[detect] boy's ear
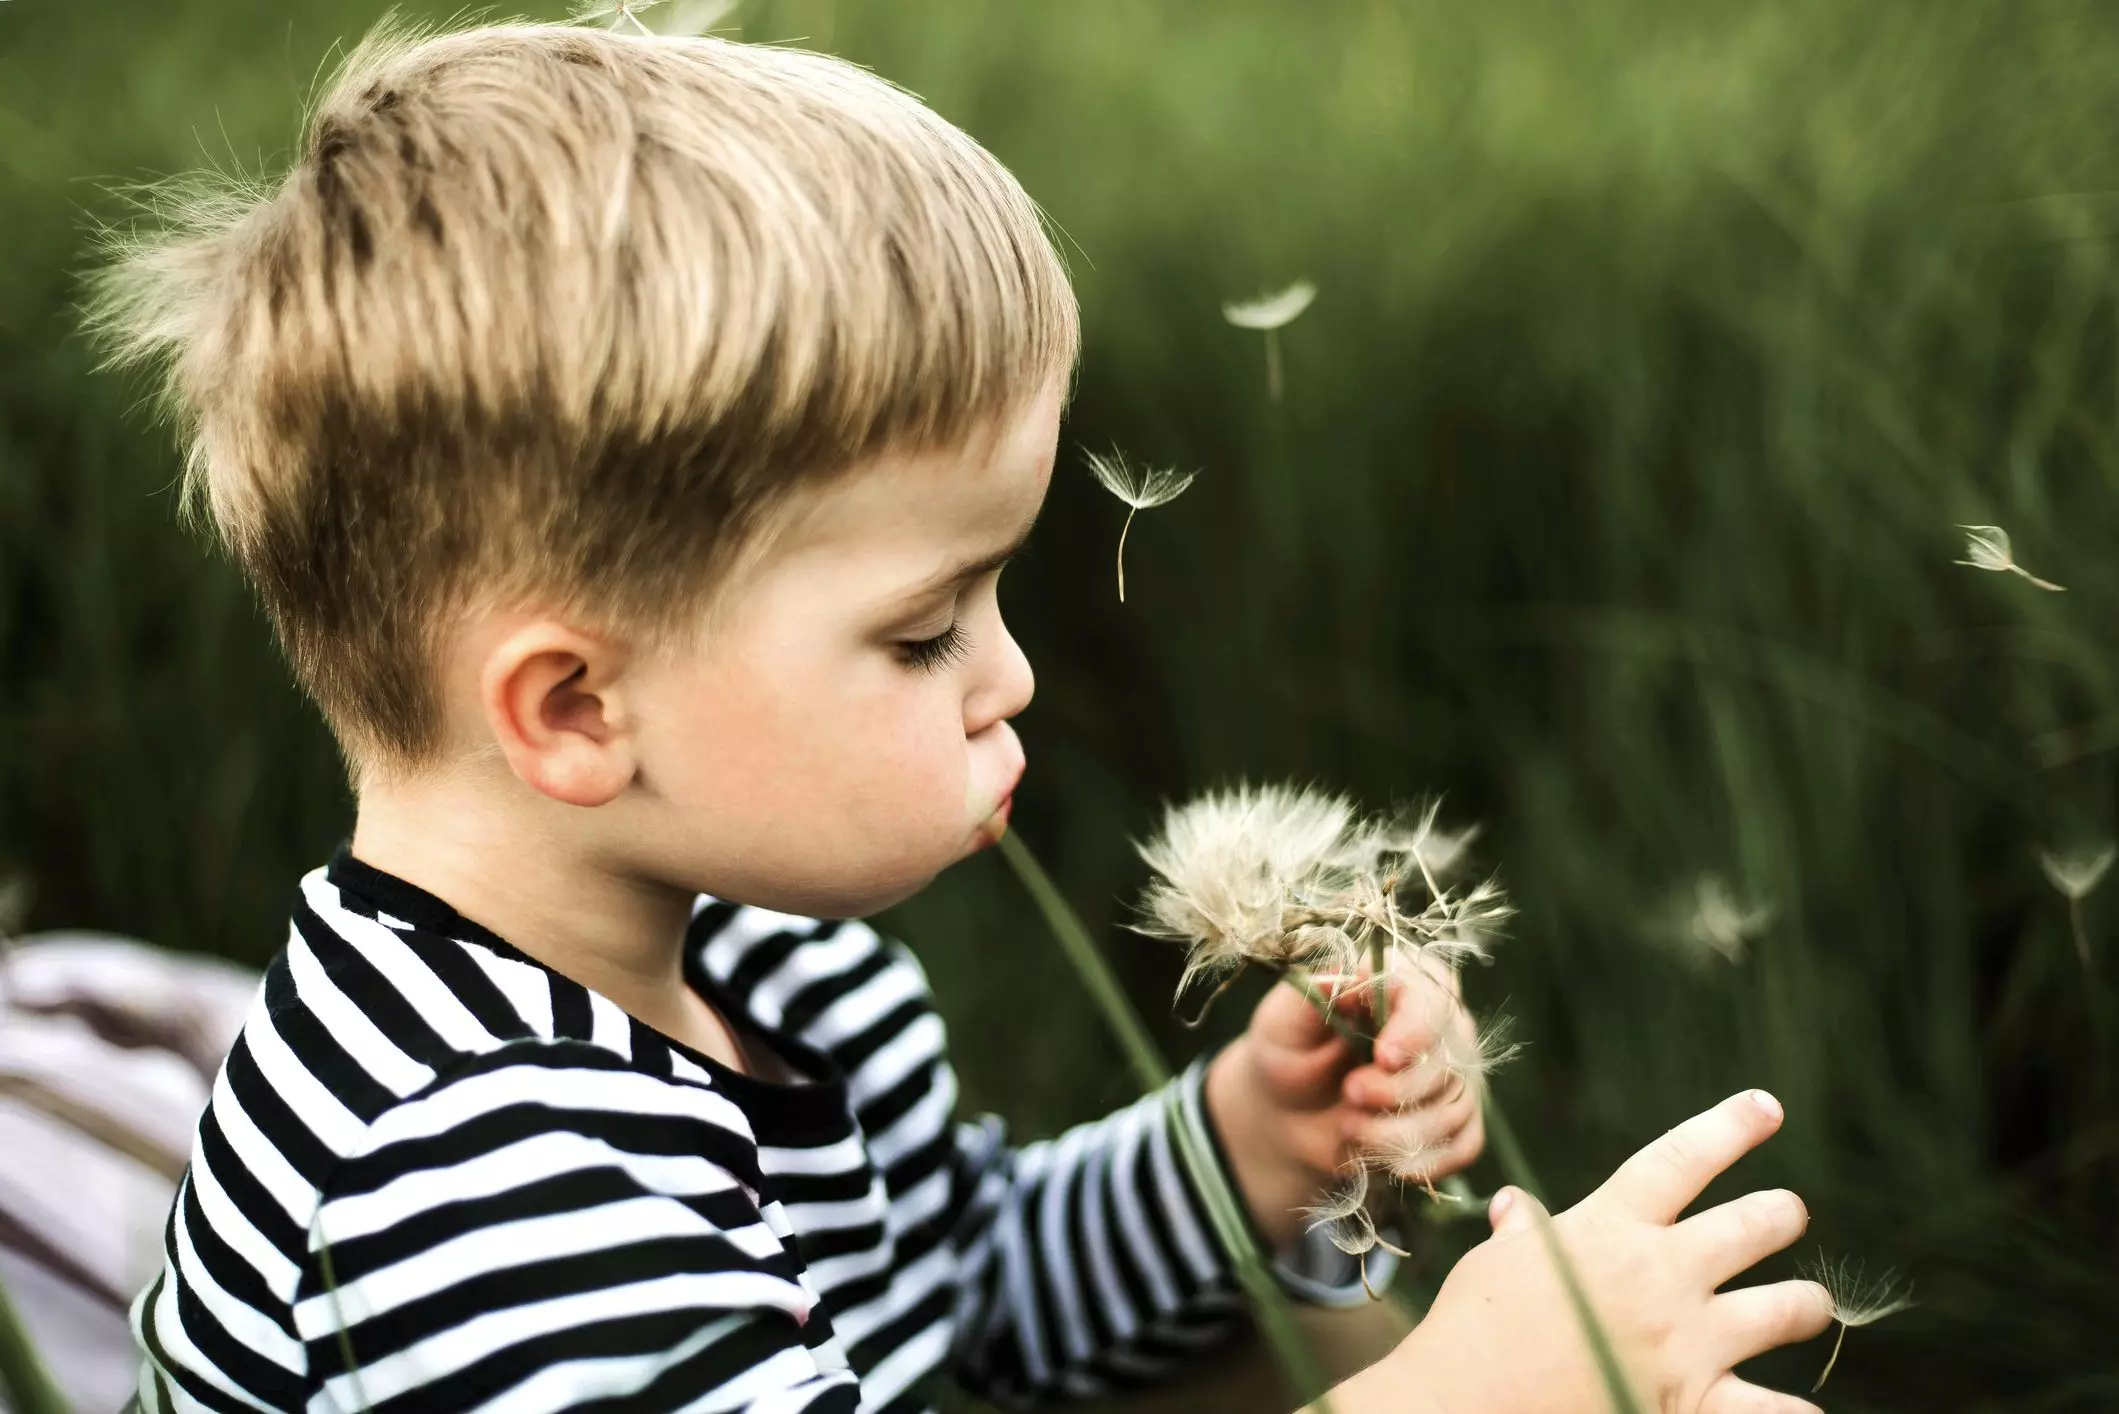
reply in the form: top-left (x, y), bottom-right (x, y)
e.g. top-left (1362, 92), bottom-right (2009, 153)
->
top-left (480, 621), bottom-right (637, 807)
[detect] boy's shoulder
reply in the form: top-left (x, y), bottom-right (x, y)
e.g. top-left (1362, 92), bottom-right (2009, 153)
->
top-left (687, 895), bottom-right (939, 1054)
top-left (147, 861), bottom-right (929, 1410)
top-left (267, 854), bottom-right (942, 1112)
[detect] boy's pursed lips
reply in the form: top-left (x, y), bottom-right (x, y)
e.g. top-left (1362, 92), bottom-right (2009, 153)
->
top-left (973, 759), bottom-right (1025, 849)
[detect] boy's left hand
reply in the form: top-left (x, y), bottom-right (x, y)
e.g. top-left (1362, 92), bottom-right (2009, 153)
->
top-left (1203, 960), bottom-right (1486, 1251)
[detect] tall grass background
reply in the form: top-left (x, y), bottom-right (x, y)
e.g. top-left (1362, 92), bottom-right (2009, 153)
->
top-left (5, 1), bottom-right (2119, 1407)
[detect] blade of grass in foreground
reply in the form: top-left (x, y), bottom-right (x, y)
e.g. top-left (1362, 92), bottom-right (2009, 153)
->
top-left (996, 830), bottom-right (1335, 1411)
top-left (0, 1266), bottom-right (68, 1414)
top-left (1482, 1100), bottom-right (1646, 1414)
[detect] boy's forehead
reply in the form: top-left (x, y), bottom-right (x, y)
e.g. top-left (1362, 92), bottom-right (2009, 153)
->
top-left (775, 388), bottom-right (1061, 559)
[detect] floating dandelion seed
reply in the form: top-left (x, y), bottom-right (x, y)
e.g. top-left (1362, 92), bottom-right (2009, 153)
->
top-left (571, 0), bottom-right (658, 33)
top-left (1357, 1129), bottom-right (1452, 1188)
top-left (1648, 873), bottom-right (1772, 970)
top-left (1223, 281), bottom-right (1317, 331)
top-left (1955, 524), bottom-right (2065, 592)
top-left (2039, 840), bottom-right (2113, 972)
top-left (1222, 279), bottom-right (1316, 402)
top-left (1685, 874), bottom-right (1774, 966)
top-left (1439, 1013), bottom-right (1524, 1085)
top-left (1300, 1165), bottom-right (1410, 1299)
top-left (570, 0), bottom-right (736, 36)
top-left (1799, 1252), bottom-right (1914, 1392)
top-left (2039, 841), bottom-right (2114, 900)
top-left (1083, 449), bottom-right (1197, 603)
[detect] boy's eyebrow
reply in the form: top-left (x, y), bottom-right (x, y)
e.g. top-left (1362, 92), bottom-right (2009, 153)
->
top-left (903, 508), bottom-right (1043, 600)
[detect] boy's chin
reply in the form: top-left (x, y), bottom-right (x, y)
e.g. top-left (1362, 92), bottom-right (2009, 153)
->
top-left (743, 863), bottom-right (945, 921)
top-left (693, 835), bottom-right (979, 919)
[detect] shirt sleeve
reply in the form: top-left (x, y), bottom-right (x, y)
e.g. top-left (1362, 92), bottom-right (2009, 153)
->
top-left (942, 1055), bottom-right (1396, 1408)
top-left (284, 1043), bottom-right (859, 1414)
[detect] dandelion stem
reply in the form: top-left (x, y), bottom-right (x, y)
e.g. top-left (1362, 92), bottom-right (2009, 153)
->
top-left (997, 831), bottom-right (1336, 1410)
top-left (1482, 1100), bottom-right (1646, 1414)
top-left (1283, 968), bottom-right (1373, 1055)
top-left (2070, 896), bottom-right (2092, 973)
top-left (1265, 329), bottom-right (1285, 402)
top-left (1811, 1321), bottom-right (1849, 1394)
top-left (1116, 506), bottom-right (1137, 603)
top-left (0, 1266), bottom-right (66, 1414)
top-left (2008, 564), bottom-right (2067, 593)
top-left (1178, 967), bottom-right (1247, 1028)
top-left (1367, 935), bottom-right (1390, 1034)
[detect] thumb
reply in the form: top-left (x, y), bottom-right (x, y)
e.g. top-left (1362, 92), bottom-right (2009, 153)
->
top-left (1249, 971), bottom-right (1345, 1051)
top-left (1487, 1185), bottom-right (1548, 1238)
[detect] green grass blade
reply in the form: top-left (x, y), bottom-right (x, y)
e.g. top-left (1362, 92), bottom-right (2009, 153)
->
top-left (0, 1266), bottom-right (68, 1414)
top-left (996, 831), bottom-right (1172, 1092)
top-left (1482, 1099), bottom-right (1645, 1414)
top-left (997, 830), bottom-right (1336, 1410)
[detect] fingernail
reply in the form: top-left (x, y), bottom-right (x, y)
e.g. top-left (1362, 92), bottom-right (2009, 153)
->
top-left (1376, 1044), bottom-right (1403, 1070)
top-left (1751, 1089), bottom-right (1783, 1122)
top-left (1489, 1188), bottom-right (1516, 1223)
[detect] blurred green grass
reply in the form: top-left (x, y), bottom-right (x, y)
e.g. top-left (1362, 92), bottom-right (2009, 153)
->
top-left (7, 0), bottom-right (2119, 1407)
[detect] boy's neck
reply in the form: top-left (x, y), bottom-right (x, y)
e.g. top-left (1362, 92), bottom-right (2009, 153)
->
top-left (349, 769), bottom-right (745, 1068)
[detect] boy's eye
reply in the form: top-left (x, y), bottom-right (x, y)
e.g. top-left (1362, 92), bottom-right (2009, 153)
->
top-left (897, 621), bottom-right (971, 674)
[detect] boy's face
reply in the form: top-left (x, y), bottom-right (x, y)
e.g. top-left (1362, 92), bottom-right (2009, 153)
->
top-left (620, 379), bottom-right (1061, 918)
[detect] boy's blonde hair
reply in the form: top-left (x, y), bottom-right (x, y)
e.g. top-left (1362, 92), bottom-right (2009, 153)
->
top-left (90, 17), bottom-right (1077, 771)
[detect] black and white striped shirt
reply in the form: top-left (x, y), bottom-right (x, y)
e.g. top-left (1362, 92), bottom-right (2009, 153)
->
top-left (131, 850), bottom-right (1373, 1413)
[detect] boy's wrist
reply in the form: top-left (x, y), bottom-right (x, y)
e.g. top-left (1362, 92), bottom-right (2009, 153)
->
top-left (1316, 1344), bottom-right (1460, 1414)
top-left (1203, 1038), bottom-right (1334, 1251)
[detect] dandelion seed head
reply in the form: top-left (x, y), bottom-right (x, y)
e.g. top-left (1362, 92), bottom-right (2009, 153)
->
top-left (1083, 449), bottom-right (1197, 511)
top-left (1330, 801), bottom-right (1479, 884)
top-left (1135, 784), bottom-right (1509, 996)
top-left (1800, 1252), bottom-right (1916, 1328)
top-left (2040, 841), bottom-right (2116, 901)
top-left (1957, 524), bottom-right (2015, 573)
top-left (1222, 280), bottom-right (1317, 331)
top-left (1135, 785), bottom-right (1357, 989)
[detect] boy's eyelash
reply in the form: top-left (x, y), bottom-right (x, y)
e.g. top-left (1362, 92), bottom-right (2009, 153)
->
top-left (898, 621), bottom-right (970, 673)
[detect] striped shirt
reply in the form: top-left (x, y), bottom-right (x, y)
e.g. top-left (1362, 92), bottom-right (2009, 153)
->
top-left (131, 850), bottom-right (1376, 1413)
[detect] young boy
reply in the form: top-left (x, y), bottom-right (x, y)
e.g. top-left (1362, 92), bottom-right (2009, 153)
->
top-left (94, 18), bottom-right (1831, 1413)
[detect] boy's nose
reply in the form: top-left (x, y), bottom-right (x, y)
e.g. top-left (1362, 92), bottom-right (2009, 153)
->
top-left (966, 622), bottom-right (1035, 734)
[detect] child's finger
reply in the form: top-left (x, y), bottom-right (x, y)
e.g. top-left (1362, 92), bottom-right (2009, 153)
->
top-left (1486, 1183), bottom-right (1547, 1237)
top-left (1341, 1052), bottom-right (1454, 1110)
top-left (1702, 1281), bottom-right (1836, 1378)
top-left (1592, 1090), bottom-right (1786, 1224)
top-left (1674, 1188), bottom-right (1809, 1287)
top-left (1698, 1371), bottom-right (1825, 1414)
top-left (1372, 969), bottom-right (1467, 1069)
top-left (1343, 1089), bottom-right (1482, 1175)
top-left (1247, 975), bottom-right (1353, 1053)
top-left (1370, 1000), bottom-right (1445, 1072)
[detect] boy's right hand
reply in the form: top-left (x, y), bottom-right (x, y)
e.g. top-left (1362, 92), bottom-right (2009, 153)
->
top-left (1353, 1090), bottom-right (1834, 1414)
